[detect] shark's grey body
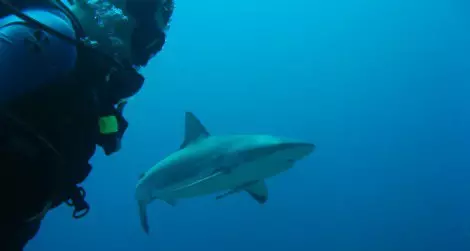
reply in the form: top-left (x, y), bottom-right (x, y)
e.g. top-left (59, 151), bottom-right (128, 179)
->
top-left (135, 112), bottom-right (315, 233)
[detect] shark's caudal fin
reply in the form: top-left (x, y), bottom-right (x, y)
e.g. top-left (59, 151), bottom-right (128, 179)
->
top-left (180, 112), bottom-right (210, 149)
top-left (138, 200), bottom-right (150, 234)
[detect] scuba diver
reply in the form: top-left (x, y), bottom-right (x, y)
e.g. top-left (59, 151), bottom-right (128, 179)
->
top-left (0, 0), bottom-right (174, 250)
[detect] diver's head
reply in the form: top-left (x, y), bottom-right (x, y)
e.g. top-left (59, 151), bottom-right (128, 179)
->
top-left (68, 0), bottom-right (174, 68)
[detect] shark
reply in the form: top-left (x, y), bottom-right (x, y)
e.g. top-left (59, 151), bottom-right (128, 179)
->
top-left (135, 112), bottom-right (315, 233)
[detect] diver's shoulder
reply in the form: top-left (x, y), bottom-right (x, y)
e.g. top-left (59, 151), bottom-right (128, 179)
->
top-left (0, 6), bottom-right (80, 85)
top-left (22, 7), bottom-right (77, 39)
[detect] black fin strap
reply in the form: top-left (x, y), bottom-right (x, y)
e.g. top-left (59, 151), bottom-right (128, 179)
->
top-left (65, 185), bottom-right (90, 219)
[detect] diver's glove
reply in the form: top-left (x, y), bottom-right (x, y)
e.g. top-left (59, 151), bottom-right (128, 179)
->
top-left (97, 100), bottom-right (129, 155)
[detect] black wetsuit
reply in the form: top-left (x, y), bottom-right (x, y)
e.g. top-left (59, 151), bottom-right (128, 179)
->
top-left (0, 2), bottom-right (137, 250)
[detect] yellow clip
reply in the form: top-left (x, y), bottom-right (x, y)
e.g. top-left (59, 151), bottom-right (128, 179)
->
top-left (99, 115), bottom-right (119, 134)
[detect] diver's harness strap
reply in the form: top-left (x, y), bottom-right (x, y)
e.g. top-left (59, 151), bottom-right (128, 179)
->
top-left (0, 107), bottom-right (91, 220)
top-left (0, 0), bottom-right (135, 221)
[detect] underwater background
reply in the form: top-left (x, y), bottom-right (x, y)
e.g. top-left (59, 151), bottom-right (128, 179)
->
top-left (27, 0), bottom-right (469, 250)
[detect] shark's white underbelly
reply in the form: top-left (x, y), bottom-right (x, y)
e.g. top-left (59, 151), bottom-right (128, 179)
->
top-left (157, 155), bottom-right (293, 200)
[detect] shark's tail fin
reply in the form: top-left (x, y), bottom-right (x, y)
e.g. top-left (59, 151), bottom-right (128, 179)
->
top-left (138, 200), bottom-right (150, 234)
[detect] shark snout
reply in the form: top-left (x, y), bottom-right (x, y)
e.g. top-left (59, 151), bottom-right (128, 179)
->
top-left (285, 142), bottom-right (315, 159)
top-left (271, 141), bottom-right (315, 162)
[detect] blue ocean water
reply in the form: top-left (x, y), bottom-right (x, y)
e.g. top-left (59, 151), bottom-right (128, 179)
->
top-left (27, 0), bottom-right (469, 250)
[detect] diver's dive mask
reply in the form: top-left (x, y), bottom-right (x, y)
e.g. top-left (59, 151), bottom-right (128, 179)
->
top-left (105, 63), bottom-right (145, 104)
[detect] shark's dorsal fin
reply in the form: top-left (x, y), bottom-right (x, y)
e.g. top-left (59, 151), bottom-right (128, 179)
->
top-left (245, 180), bottom-right (268, 204)
top-left (180, 112), bottom-right (210, 149)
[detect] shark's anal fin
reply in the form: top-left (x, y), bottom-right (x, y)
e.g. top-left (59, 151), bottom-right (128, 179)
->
top-left (245, 180), bottom-right (268, 204)
top-left (138, 200), bottom-right (150, 234)
top-left (164, 199), bottom-right (177, 206)
top-left (180, 112), bottom-right (210, 149)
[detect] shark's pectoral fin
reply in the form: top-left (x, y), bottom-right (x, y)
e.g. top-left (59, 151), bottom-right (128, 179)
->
top-left (138, 200), bottom-right (150, 234)
top-left (215, 180), bottom-right (268, 203)
top-left (180, 112), bottom-right (210, 149)
top-left (245, 180), bottom-right (268, 204)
